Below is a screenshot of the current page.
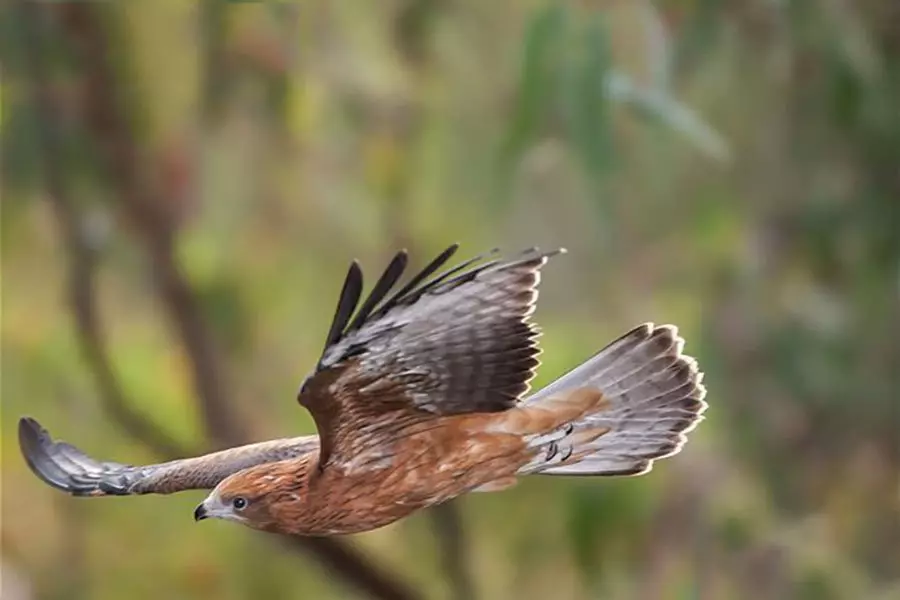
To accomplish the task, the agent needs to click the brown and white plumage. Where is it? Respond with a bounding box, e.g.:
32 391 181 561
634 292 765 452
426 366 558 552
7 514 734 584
19 244 707 536
18 418 319 496
299 246 554 471
518 323 705 477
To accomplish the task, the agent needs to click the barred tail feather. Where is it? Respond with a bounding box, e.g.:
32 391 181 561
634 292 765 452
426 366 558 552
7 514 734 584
520 323 707 477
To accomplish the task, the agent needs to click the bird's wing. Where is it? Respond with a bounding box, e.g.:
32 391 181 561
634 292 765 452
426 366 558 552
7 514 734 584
18 417 319 496
297 244 561 469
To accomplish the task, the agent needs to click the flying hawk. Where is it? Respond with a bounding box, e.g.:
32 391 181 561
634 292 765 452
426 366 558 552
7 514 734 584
19 245 707 536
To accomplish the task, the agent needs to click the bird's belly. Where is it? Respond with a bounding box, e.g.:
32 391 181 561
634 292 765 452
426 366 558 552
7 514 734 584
294 469 445 536
297 424 528 535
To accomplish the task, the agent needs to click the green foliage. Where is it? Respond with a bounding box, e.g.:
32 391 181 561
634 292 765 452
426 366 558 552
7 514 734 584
498 4 567 185
497 3 729 215
560 14 614 189
565 480 653 586
2 2 898 599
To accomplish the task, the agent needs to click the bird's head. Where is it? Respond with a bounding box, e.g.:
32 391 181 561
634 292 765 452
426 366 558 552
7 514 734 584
194 461 304 532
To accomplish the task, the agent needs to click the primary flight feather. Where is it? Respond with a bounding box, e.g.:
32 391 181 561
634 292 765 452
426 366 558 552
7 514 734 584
19 245 707 536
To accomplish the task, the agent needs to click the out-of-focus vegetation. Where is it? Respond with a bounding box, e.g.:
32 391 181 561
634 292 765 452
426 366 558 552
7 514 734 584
2 2 898 599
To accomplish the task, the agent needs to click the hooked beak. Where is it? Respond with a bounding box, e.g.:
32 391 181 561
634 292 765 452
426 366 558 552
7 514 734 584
194 503 208 522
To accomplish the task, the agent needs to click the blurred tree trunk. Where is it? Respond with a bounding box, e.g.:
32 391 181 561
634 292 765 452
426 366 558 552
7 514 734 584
16 3 420 600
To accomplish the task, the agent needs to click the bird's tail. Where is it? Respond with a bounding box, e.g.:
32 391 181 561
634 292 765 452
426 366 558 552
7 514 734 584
511 323 707 478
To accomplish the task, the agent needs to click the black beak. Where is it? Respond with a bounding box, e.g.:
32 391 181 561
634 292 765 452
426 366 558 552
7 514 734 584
194 504 208 522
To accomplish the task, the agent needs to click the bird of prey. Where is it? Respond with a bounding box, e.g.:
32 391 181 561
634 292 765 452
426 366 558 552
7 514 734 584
19 245 707 536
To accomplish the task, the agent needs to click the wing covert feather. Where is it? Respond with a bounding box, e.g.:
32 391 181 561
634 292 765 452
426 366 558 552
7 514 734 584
298 245 564 469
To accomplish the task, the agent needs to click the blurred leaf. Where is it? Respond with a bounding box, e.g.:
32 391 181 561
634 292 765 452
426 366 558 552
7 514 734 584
560 14 614 190
795 567 844 600
605 70 731 163
496 4 567 182
718 514 755 553
671 0 723 74
200 0 229 123
565 481 653 585
639 0 673 92
195 275 252 354
826 47 866 128
1 98 42 194
677 582 701 600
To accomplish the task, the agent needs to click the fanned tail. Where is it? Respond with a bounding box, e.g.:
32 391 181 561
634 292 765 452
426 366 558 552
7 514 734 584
516 323 707 477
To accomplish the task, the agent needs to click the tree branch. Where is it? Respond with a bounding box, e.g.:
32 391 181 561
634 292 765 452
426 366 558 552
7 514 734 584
17 0 188 460
20 4 421 600
55 5 247 448
430 503 475 600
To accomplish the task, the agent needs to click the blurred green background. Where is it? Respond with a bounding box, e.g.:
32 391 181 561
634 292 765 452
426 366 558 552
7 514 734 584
2 2 898 599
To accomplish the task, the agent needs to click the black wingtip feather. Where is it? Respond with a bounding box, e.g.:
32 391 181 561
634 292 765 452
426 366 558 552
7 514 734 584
19 417 78 494
346 250 409 334
408 247 502 298
317 245 565 369
321 260 364 359
374 244 460 318
323 244 464 351
18 417 133 496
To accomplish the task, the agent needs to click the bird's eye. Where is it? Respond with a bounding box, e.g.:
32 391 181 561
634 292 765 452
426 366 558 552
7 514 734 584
232 497 248 511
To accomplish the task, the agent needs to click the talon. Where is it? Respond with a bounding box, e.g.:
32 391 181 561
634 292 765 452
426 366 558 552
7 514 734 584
98 480 128 496
561 446 574 462
546 442 559 461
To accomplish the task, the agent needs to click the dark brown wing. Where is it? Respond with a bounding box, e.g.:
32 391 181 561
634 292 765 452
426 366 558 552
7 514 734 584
297 245 563 469
18 417 319 496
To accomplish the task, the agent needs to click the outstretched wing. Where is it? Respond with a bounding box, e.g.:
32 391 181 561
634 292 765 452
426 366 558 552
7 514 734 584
18 417 319 496
297 244 562 470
